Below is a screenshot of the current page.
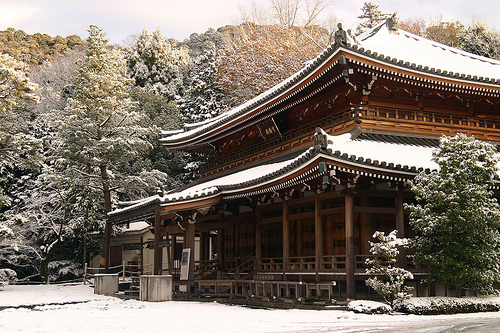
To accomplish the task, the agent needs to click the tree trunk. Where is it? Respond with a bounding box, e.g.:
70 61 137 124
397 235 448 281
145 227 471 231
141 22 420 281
100 164 113 273
40 253 50 284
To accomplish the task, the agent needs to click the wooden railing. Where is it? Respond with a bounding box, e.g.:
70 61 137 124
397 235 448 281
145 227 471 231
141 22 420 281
256 254 421 273
199 105 500 176
363 106 500 130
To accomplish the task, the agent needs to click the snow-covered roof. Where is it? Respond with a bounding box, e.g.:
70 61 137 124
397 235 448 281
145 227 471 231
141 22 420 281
161 21 500 147
110 129 441 220
357 21 500 82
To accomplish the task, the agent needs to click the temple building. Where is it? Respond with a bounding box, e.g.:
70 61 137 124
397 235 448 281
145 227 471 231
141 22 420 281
108 18 500 300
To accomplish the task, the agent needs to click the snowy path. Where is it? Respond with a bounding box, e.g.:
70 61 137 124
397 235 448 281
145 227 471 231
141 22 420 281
1 284 500 333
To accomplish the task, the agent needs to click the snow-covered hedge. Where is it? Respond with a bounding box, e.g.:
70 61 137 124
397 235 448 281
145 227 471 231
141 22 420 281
394 297 500 315
48 260 83 282
0 268 18 287
348 300 392 314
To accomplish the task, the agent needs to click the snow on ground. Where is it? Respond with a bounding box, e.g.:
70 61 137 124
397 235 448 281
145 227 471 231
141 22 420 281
1 284 500 333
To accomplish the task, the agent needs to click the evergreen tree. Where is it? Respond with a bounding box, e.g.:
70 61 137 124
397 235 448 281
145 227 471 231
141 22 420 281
127 28 190 100
365 230 413 308
356 1 390 35
406 133 500 295
55 25 150 269
179 45 226 123
458 20 500 59
0 53 39 113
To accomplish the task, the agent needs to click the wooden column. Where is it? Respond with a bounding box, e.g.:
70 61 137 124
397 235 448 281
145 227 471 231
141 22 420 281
140 236 144 275
154 207 162 275
283 199 289 276
200 231 206 264
255 204 262 261
218 229 224 269
170 235 176 274
314 193 323 282
186 218 196 280
165 232 171 274
296 220 302 257
395 188 406 267
345 192 356 299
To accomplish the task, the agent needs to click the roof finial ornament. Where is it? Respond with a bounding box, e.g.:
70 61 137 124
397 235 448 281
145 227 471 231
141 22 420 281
334 23 348 47
386 12 399 33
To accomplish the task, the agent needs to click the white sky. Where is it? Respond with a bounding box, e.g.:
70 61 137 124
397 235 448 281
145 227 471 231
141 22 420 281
0 0 499 45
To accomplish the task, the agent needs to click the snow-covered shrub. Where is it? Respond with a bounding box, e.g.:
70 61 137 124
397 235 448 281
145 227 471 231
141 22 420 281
394 297 500 315
348 300 392 314
406 133 500 295
0 268 17 287
48 260 83 282
365 230 413 307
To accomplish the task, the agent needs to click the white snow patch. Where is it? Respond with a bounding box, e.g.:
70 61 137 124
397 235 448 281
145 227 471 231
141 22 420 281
2 284 500 333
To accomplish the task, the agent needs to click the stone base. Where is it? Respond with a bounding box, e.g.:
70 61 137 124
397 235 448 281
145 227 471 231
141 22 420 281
140 275 173 302
94 274 119 296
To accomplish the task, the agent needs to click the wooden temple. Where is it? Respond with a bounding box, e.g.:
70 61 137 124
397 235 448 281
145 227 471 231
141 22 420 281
108 17 500 300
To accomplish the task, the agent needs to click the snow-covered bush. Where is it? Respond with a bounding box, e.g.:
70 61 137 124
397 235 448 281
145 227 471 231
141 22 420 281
406 133 500 295
365 230 413 307
348 300 392 314
394 297 500 315
48 260 83 282
0 268 17 287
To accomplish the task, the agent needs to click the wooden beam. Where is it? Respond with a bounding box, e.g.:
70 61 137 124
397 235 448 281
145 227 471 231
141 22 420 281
288 211 315 220
353 206 398 214
261 216 283 225
319 207 345 216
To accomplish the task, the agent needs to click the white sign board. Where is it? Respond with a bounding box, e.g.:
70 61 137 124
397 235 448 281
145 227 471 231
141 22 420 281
179 248 191 280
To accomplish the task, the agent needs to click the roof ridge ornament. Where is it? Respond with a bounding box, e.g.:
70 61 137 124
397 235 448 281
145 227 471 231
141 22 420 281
386 12 399 33
314 127 331 151
334 23 348 47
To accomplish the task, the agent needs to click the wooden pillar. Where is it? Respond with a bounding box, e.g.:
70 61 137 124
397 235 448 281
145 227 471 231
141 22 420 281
314 193 323 282
165 232 171 274
200 231 206 264
283 199 289 277
395 188 406 267
255 205 262 261
345 192 356 299
186 219 196 281
140 236 144 275
170 235 176 274
218 229 224 269
296 220 302 257
154 207 162 275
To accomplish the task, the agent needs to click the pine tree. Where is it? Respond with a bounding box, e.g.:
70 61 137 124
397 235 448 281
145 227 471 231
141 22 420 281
179 45 226 123
406 133 500 295
56 25 150 270
127 28 190 100
0 53 39 113
356 1 390 35
458 20 500 59
365 230 413 307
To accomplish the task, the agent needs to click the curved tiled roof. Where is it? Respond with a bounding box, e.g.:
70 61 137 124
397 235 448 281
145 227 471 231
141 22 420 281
161 21 500 146
110 129 440 219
